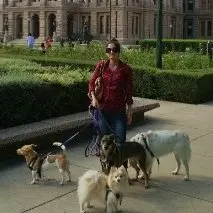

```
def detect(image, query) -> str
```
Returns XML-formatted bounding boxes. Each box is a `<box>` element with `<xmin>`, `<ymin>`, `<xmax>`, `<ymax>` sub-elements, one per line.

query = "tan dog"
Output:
<box><xmin>17</xmin><ymin>142</ymin><xmax>71</xmax><ymax>185</ymax></box>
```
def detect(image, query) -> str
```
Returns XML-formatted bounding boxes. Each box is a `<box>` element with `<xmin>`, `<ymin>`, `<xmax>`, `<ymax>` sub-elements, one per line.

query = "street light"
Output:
<box><xmin>156</xmin><ymin>0</ymin><xmax>163</xmax><ymax>69</ymax></box>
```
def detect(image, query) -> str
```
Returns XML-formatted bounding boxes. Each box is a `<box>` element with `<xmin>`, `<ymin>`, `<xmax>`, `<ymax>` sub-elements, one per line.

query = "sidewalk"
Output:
<box><xmin>1</xmin><ymin>98</ymin><xmax>213</xmax><ymax>213</ymax></box>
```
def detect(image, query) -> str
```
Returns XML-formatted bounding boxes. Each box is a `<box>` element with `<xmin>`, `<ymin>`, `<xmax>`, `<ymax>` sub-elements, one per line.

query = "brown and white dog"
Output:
<box><xmin>17</xmin><ymin>142</ymin><xmax>71</xmax><ymax>185</ymax></box>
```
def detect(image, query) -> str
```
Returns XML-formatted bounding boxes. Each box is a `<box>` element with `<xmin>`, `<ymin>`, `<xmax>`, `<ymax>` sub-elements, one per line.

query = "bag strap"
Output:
<box><xmin>99</xmin><ymin>60</ymin><xmax>106</xmax><ymax>77</ymax></box>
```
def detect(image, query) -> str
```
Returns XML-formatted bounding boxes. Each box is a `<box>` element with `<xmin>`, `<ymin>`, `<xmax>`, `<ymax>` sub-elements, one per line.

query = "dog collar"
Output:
<box><xmin>27</xmin><ymin>155</ymin><xmax>38</xmax><ymax>170</ymax></box>
<box><xmin>105</xmin><ymin>188</ymin><xmax>121</xmax><ymax>202</ymax></box>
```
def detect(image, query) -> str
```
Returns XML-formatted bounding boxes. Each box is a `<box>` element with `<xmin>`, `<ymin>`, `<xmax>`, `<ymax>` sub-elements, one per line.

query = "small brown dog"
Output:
<box><xmin>17</xmin><ymin>142</ymin><xmax>71</xmax><ymax>185</ymax></box>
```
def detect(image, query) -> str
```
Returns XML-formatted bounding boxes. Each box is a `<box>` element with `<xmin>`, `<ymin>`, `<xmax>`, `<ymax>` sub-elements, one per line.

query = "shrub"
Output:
<box><xmin>139</xmin><ymin>39</ymin><xmax>212</xmax><ymax>53</ymax></box>
<box><xmin>0</xmin><ymin>59</ymin><xmax>90</xmax><ymax>128</ymax></box>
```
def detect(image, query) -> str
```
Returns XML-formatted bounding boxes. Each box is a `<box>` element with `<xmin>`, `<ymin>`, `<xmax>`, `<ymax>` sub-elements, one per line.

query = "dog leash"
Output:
<box><xmin>142</xmin><ymin>134</ymin><xmax>160</xmax><ymax>168</ymax></box>
<box><xmin>89</xmin><ymin>105</ymin><xmax>115</xmax><ymax>134</ymax></box>
<box><xmin>84</xmin><ymin>105</ymin><xmax>115</xmax><ymax>157</ymax></box>
<box><xmin>62</xmin><ymin>121</ymin><xmax>91</xmax><ymax>146</ymax></box>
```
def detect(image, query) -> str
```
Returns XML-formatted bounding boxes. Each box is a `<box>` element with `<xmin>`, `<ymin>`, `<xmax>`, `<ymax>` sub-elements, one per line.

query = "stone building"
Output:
<box><xmin>0</xmin><ymin>0</ymin><xmax>212</xmax><ymax>43</ymax></box>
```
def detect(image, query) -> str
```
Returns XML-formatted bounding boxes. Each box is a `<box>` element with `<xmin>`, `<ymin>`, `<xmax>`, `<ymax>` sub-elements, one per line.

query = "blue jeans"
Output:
<box><xmin>97</xmin><ymin>110</ymin><xmax>127</xmax><ymax>144</ymax></box>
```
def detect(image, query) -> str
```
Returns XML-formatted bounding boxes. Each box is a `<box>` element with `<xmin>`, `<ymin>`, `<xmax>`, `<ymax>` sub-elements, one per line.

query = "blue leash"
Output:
<box><xmin>84</xmin><ymin>105</ymin><xmax>115</xmax><ymax>157</ymax></box>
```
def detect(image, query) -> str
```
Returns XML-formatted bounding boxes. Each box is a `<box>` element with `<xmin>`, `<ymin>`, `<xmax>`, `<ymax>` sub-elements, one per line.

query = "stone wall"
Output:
<box><xmin>0</xmin><ymin>0</ymin><xmax>212</xmax><ymax>43</ymax></box>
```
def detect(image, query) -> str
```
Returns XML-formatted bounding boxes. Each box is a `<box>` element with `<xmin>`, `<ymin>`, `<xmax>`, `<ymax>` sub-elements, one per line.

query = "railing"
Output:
<box><xmin>14</xmin><ymin>1</ymin><xmax>24</xmax><ymax>7</ymax></box>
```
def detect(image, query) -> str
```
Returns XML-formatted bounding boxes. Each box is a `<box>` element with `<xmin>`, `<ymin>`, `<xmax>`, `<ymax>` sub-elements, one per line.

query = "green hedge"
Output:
<box><xmin>1</xmin><ymin>56</ymin><xmax>213</xmax><ymax>129</ymax></box>
<box><xmin>139</xmin><ymin>39</ymin><xmax>212</xmax><ymax>53</ymax></box>
<box><xmin>0</xmin><ymin>79</ymin><xmax>89</xmax><ymax>129</ymax></box>
<box><xmin>133</xmin><ymin>67</ymin><xmax>213</xmax><ymax>103</ymax></box>
<box><xmin>0</xmin><ymin>58</ymin><xmax>90</xmax><ymax>129</ymax></box>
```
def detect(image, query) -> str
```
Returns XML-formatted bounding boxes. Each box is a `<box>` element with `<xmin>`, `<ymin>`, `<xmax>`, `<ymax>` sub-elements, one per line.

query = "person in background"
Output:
<box><xmin>40</xmin><ymin>42</ymin><xmax>46</xmax><ymax>53</ymax></box>
<box><xmin>45</xmin><ymin>35</ymin><xmax>52</xmax><ymax>50</ymax></box>
<box><xmin>26</xmin><ymin>33</ymin><xmax>35</xmax><ymax>49</ymax></box>
<box><xmin>88</xmin><ymin>38</ymin><xmax>133</xmax><ymax>169</ymax></box>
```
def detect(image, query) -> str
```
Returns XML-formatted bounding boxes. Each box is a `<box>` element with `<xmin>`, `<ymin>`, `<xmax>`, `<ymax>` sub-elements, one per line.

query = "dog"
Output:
<box><xmin>129</xmin><ymin>130</ymin><xmax>191</xmax><ymax>181</ymax></box>
<box><xmin>100</xmin><ymin>134</ymin><xmax>149</xmax><ymax>188</ymax></box>
<box><xmin>16</xmin><ymin>142</ymin><xmax>71</xmax><ymax>185</ymax></box>
<box><xmin>77</xmin><ymin>165</ymin><xmax>129</xmax><ymax>213</ymax></box>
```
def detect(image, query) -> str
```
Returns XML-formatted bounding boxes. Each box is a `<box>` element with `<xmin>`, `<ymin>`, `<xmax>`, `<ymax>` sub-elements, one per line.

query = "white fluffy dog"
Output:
<box><xmin>77</xmin><ymin>166</ymin><xmax>129</xmax><ymax>213</ymax></box>
<box><xmin>129</xmin><ymin>130</ymin><xmax>191</xmax><ymax>181</ymax></box>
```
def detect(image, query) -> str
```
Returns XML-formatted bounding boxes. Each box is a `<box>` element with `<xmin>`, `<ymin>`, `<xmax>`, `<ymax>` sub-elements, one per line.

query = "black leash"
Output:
<box><xmin>142</xmin><ymin>134</ymin><xmax>160</xmax><ymax>167</ymax></box>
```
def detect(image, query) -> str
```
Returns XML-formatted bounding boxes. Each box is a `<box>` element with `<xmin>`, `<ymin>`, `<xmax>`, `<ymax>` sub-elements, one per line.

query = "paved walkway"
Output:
<box><xmin>1</xmin><ymin>98</ymin><xmax>213</xmax><ymax>213</ymax></box>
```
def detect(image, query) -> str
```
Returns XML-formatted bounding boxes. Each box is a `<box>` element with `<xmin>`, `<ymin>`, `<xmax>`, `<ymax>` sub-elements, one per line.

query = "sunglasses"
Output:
<box><xmin>105</xmin><ymin>47</ymin><xmax>119</xmax><ymax>53</ymax></box>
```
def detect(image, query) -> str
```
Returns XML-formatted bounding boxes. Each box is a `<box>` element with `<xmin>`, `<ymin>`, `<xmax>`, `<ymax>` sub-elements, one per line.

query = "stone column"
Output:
<box><xmin>127</xmin><ymin>10</ymin><xmax>133</xmax><ymax>43</ymax></box>
<box><xmin>103</xmin><ymin>15</ymin><xmax>106</xmax><ymax>36</ymax></box>
<box><xmin>23</xmin><ymin>0</ymin><xmax>30</xmax><ymax>6</ymax></box>
<box><xmin>8</xmin><ymin>0</ymin><xmax>14</xmax><ymax>7</ymax></box>
<box><xmin>23</xmin><ymin>11</ymin><xmax>29</xmax><ymax>38</ymax></box>
<box><xmin>0</xmin><ymin>14</ymin><xmax>3</xmax><ymax>37</ymax></box>
<box><xmin>56</xmin><ymin>10</ymin><xmax>67</xmax><ymax>39</ymax></box>
<box><xmin>0</xmin><ymin>1</ymin><xmax>3</xmax><ymax>37</ymax></box>
<box><xmin>8</xmin><ymin>12</ymin><xmax>13</xmax><ymax>40</ymax></box>
<box><xmin>116</xmin><ymin>9</ymin><xmax>128</xmax><ymax>43</ymax></box>
<box><xmin>90</xmin><ymin>11</ymin><xmax>97</xmax><ymax>37</ymax></box>
<box><xmin>163</xmin><ymin>14</ymin><xmax>169</xmax><ymax>38</ymax></box>
<box><xmin>39</xmin><ymin>10</ymin><xmax>45</xmax><ymax>39</ymax></box>
<box><xmin>144</xmin><ymin>11</ymin><xmax>152</xmax><ymax>38</ymax></box>
<box><xmin>110</xmin><ymin>10</ymin><xmax>116</xmax><ymax>39</ymax></box>
<box><xmin>73</xmin><ymin>13</ymin><xmax>78</xmax><ymax>34</ymax></box>
<box><xmin>177</xmin><ymin>15</ymin><xmax>182</xmax><ymax>38</ymax></box>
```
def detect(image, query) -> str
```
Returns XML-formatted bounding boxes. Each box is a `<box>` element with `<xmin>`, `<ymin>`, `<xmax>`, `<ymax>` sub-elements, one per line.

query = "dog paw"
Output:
<box><xmin>184</xmin><ymin>176</ymin><xmax>190</xmax><ymax>181</ymax></box>
<box><xmin>144</xmin><ymin>183</ymin><xmax>149</xmax><ymax>189</ymax></box>
<box><xmin>171</xmin><ymin>170</ymin><xmax>178</xmax><ymax>175</ymax></box>
<box><xmin>138</xmin><ymin>174</ymin><xmax>145</xmax><ymax>180</ymax></box>
<box><xmin>129</xmin><ymin>177</ymin><xmax>138</xmax><ymax>182</ymax></box>
<box><xmin>60</xmin><ymin>181</ymin><xmax>64</xmax><ymax>185</ymax></box>
<box><xmin>30</xmin><ymin>181</ymin><xmax>36</xmax><ymax>184</ymax></box>
<box><xmin>86</xmin><ymin>204</ymin><xmax>93</xmax><ymax>208</ymax></box>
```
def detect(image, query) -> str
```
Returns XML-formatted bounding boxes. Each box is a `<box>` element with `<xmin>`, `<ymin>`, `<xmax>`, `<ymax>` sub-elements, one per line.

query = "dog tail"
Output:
<box><xmin>53</xmin><ymin>142</ymin><xmax>66</xmax><ymax>154</ymax></box>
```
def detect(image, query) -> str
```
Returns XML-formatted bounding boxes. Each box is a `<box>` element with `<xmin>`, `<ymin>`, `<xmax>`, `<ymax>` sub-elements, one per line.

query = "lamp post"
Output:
<box><xmin>156</xmin><ymin>0</ymin><xmax>163</xmax><ymax>69</ymax></box>
<box><xmin>109</xmin><ymin>0</ymin><xmax>112</xmax><ymax>40</ymax></box>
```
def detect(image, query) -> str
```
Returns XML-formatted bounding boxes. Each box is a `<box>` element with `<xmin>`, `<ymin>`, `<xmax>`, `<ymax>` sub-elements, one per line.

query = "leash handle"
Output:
<box><xmin>89</xmin><ymin>104</ymin><xmax>115</xmax><ymax>134</ymax></box>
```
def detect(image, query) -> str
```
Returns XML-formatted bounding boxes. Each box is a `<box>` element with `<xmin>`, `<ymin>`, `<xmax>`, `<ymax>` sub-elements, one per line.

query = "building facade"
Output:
<box><xmin>0</xmin><ymin>0</ymin><xmax>212</xmax><ymax>43</ymax></box>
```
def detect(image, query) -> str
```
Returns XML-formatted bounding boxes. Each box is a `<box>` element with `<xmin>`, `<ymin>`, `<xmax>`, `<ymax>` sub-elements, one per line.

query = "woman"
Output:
<box><xmin>88</xmin><ymin>38</ymin><xmax>133</xmax><ymax>147</ymax></box>
<box><xmin>45</xmin><ymin>35</ymin><xmax>52</xmax><ymax>50</ymax></box>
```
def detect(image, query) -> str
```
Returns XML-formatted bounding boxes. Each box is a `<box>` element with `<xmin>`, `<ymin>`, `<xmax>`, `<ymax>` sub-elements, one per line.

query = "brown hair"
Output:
<box><xmin>107</xmin><ymin>38</ymin><xmax>121</xmax><ymax>53</ymax></box>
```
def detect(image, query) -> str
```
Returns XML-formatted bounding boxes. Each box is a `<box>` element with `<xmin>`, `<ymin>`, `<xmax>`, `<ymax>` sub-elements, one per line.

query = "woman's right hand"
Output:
<box><xmin>91</xmin><ymin>96</ymin><xmax>100</xmax><ymax>109</ymax></box>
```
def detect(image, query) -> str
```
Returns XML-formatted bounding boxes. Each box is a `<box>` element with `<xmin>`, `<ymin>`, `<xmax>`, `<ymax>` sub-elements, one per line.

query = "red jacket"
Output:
<box><xmin>88</xmin><ymin>60</ymin><xmax>133</xmax><ymax>112</ymax></box>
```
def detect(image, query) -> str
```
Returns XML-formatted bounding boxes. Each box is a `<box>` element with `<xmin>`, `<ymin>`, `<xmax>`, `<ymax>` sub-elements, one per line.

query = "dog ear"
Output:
<box><xmin>119</xmin><ymin>165</ymin><xmax>126</xmax><ymax>171</ymax></box>
<box><xmin>108</xmin><ymin>134</ymin><xmax>115</xmax><ymax>142</ymax></box>
<box><xmin>110</xmin><ymin>166</ymin><xmax>117</xmax><ymax>173</ymax></box>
